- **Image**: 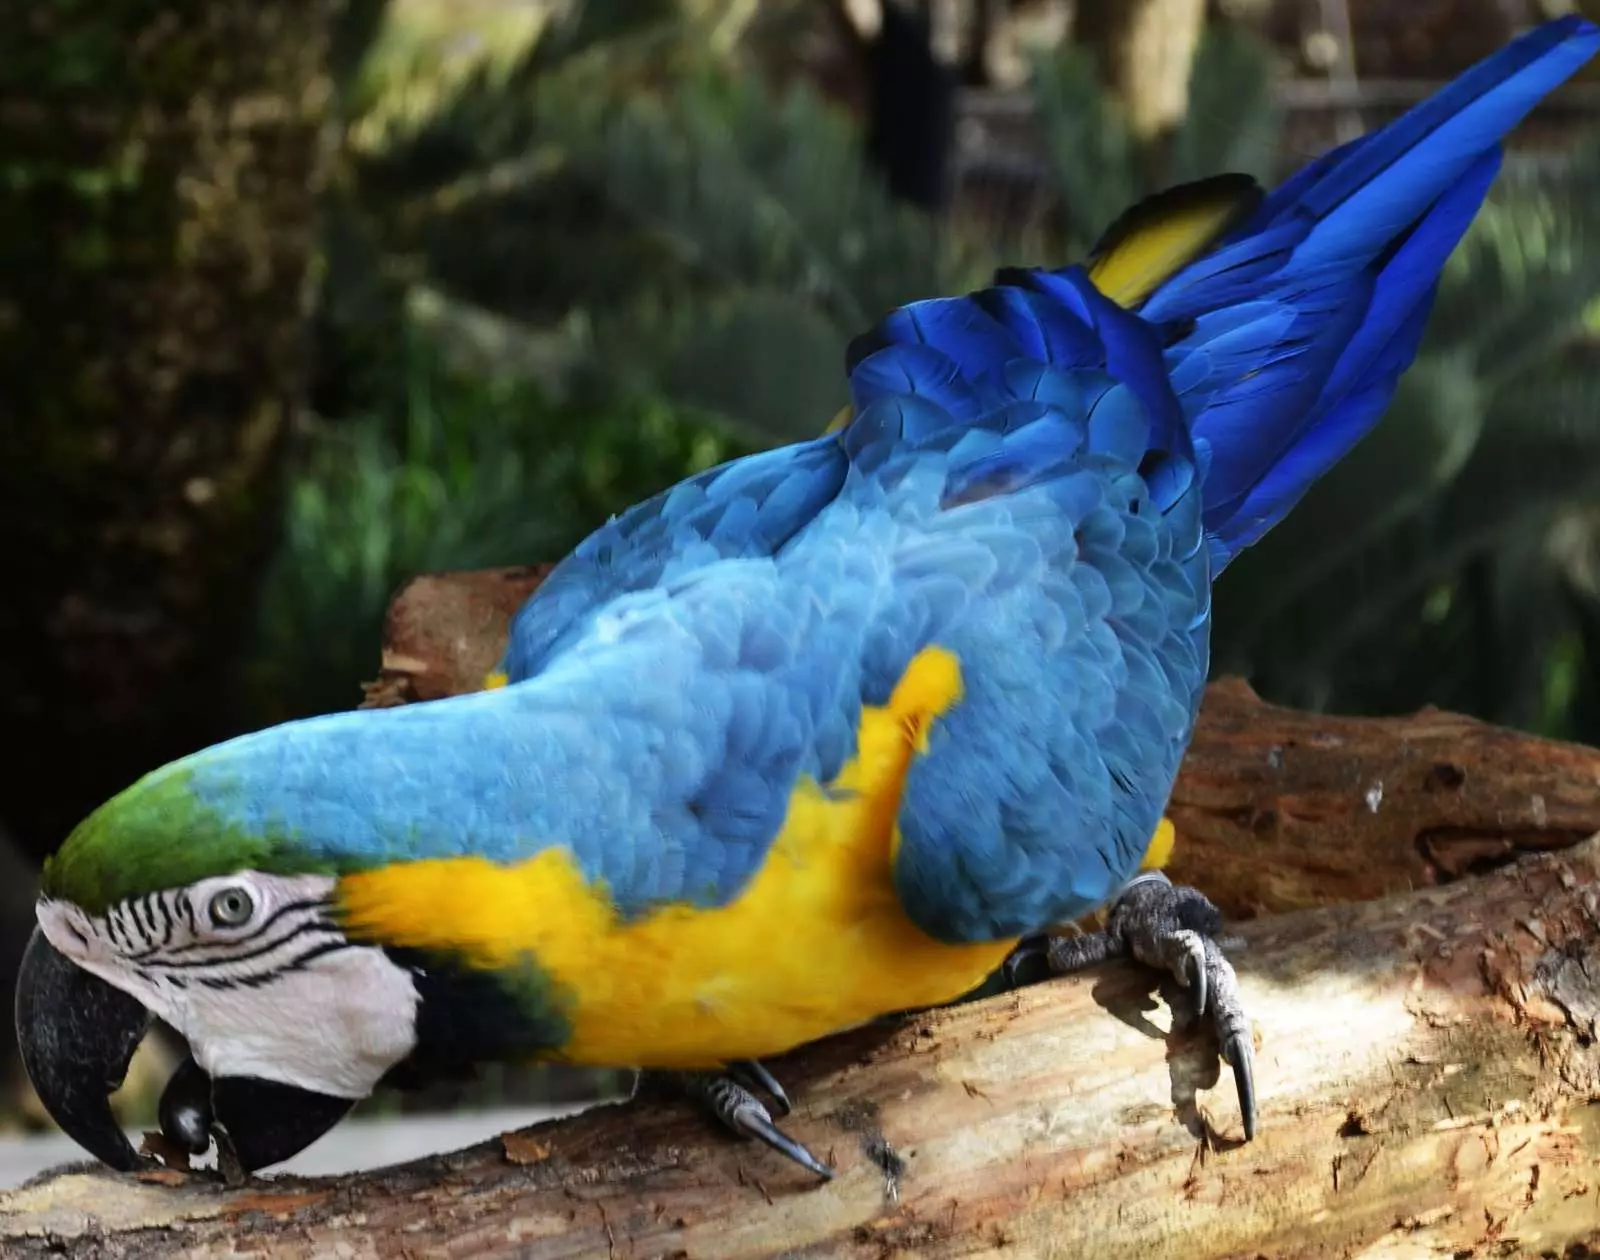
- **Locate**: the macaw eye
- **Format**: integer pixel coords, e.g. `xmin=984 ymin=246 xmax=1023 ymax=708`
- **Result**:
xmin=207 ymin=887 xmax=254 ymax=928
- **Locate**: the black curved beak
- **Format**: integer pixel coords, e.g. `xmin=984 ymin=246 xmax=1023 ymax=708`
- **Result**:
xmin=17 ymin=926 xmax=357 ymax=1176
xmin=14 ymin=925 xmax=150 ymax=1171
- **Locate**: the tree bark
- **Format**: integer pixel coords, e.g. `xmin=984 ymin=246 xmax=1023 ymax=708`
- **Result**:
xmin=3 ymin=833 xmax=1599 ymax=1258
xmin=5 ymin=565 xmax=1600 ymax=1257
xmin=1162 ymin=676 xmax=1600 ymax=919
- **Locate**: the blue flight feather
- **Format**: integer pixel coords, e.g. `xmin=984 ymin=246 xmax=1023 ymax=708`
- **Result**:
xmin=1141 ymin=14 xmax=1600 ymax=566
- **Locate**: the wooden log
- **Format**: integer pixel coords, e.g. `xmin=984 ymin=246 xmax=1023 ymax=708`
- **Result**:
xmin=1162 ymin=677 xmax=1600 ymax=918
xmin=357 ymin=564 xmax=553 ymax=708
xmin=3 ymin=833 xmax=1598 ymax=1258
xmin=361 ymin=567 xmax=1600 ymax=919
xmin=8 ymin=564 xmax=1599 ymax=1256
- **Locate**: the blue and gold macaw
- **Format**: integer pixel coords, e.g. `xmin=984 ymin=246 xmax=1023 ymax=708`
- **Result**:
xmin=17 ymin=17 xmax=1598 ymax=1181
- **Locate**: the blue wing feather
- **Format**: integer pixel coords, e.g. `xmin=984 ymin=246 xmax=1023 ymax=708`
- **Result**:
xmin=499 ymin=438 xmax=850 ymax=680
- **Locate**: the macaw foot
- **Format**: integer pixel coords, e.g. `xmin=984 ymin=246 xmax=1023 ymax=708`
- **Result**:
xmin=1006 ymin=871 xmax=1257 ymax=1140
xmin=677 ymin=1059 xmax=835 ymax=1180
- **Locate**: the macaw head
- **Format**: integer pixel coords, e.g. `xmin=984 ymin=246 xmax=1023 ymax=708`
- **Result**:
xmin=15 ymin=736 xmax=412 ymax=1176
xmin=14 ymin=702 xmax=563 ymax=1176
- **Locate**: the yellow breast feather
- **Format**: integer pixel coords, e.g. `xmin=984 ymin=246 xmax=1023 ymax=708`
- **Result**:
xmin=336 ymin=646 xmax=1019 ymax=1070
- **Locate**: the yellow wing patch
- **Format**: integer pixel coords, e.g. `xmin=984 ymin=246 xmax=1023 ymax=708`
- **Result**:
xmin=1087 ymin=173 xmax=1264 ymax=309
xmin=891 ymin=643 xmax=962 ymax=752
xmin=1138 ymin=817 xmax=1178 ymax=871
xmin=336 ymin=645 xmax=1012 ymax=1070
xmin=482 ymin=670 xmax=509 ymax=691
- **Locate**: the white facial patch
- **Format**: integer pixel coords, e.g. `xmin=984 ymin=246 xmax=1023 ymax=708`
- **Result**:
xmin=37 ymin=872 xmax=419 ymax=1100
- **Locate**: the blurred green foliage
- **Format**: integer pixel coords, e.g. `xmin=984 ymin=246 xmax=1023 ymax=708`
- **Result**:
xmin=336 ymin=4 xmax=985 ymax=441
xmin=257 ymin=2 xmax=1600 ymax=748
xmin=249 ymin=333 xmax=742 ymax=724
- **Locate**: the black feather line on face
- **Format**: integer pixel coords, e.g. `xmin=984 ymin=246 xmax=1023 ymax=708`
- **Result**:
xmin=142 ymin=897 xmax=330 ymax=962
xmin=105 ymin=910 xmax=130 ymax=952
xmin=157 ymin=922 xmax=344 ymax=977
xmin=190 ymin=937 xmax=359 ymax=990
xmin=151 ymin=896 xmax=174 ymax=948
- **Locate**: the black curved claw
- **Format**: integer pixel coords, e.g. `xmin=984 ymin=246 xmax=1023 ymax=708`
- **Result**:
xmin=683 ymin=1071 xmax=834 ymax=1180
xmin=1201 ymin=931 xmax=1257 ymax=1141
xmin=1000 ymin=936 xmax=1052 ymax=989
xmin=727 ymin=1059 xmax=791 ymax=1116
xmin=1227 ymin=1032 xmax=1258 ymax=1141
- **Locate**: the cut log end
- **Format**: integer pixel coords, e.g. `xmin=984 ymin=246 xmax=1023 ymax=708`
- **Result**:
xmin=358 ymin=565 xmax=552 ymax=708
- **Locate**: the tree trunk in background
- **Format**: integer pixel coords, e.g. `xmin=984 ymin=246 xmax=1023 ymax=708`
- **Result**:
xmin=0 ymin=0 xmax=343 ymax=861
xmin=0 ymin=0 xmax=342 ymax=1112
xmin=1076 ymin=0 xmax=1207 ymax=150
xmin=864 ymin=2 xmax=960 ymax=211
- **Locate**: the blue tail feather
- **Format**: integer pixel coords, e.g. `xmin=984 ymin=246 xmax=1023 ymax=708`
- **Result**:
xmin=835 ymin=20 xmax=1597 ymax=582
xmin=1316 ymin=150 xmax=1503 ymax=412
xmin=1146 ymin=16 xmax=1599 ymax=566
xmin=1206 ymin=152 xmax=1501 ymax=554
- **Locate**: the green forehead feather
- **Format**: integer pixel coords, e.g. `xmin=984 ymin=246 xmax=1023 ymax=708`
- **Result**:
xmin=41 ymin=760 xmax=339 ymax=914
